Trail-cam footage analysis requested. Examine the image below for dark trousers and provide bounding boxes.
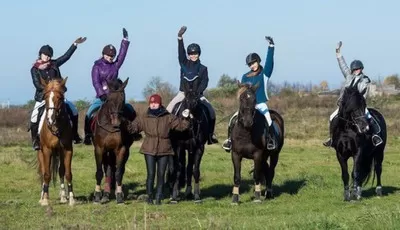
[145,154,169,200]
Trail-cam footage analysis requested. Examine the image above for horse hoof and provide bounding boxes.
[185,193,194,200]
[69,198,76,206]
[376,186,383,196]
[194,198,202,204]
[253,199,262,203]
[40,199,49,206]
[254,191,261,201]
[232,194,239,204]
[60,197,68,204]
[169,199,178,204]
[265,191,274,200]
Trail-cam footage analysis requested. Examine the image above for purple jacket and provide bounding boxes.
[92,39,130,98]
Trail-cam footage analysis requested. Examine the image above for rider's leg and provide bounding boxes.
[222,111,238,151]
[166,91,185,114]
[30,101,45,150]
[256,103,276,150]
[65,99,82,144]
[200,96,218,144]
[84,98,103,145]
[323,108,339,147]
[366,108,383,146]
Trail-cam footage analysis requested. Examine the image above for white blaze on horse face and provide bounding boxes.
[47,91,55,123]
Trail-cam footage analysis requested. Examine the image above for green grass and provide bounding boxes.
[1,138,400,230]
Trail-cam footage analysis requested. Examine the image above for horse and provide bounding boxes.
[37,76,75,206]
[230,82,284,204]
[169,89,210,203]
[331,83,386,201]
[91,78,135,204]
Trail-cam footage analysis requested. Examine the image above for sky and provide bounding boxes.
[0,0,399,104]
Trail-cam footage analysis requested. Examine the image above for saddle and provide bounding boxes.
[172,101,210,123]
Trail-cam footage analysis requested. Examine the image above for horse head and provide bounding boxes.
[103,78,129,127]
[237,80,259,129]
[40,76,68,135]
[183,89,200,113]
[339,84,369,134]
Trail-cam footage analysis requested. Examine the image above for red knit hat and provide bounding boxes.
[149,94,162,105]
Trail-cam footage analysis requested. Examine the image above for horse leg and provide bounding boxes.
[231,151,242,205]
[253,152,263,203]
[40,147,51,206]
[114,146,127,204]
[352,151,362,200]
[58,152,67,204]
[265,152,279,199]
[101,154,112,204]
[179,148,186,190]
[93,146,104,204]
[63,147,75,206]
[374,150,384,197]
[185,149,194,200]
[170,151,181,204]
[337,153,350,201]
[193,146,204,203]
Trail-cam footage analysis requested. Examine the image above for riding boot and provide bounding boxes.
[369,118,383,147]
[222,115,237,152]
[146,178,154,205]
[83,116,92,145]
[323,116,338,147]
[267,124,277,150]
[207,118,219,145]
[71,115,82,144]
[30,122,40,150]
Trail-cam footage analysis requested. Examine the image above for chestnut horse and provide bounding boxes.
[37,77,75,206]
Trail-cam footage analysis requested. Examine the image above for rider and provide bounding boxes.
[222,36,276,151]
[83,28,134,145]
[123,94,190,205]
[323,41,383,147]
[30,37,87,150]
[166,26,218,145]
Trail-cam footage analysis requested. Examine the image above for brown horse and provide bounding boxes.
[37,77,75,206]
[91,78,135,204]
[230,82,284,204]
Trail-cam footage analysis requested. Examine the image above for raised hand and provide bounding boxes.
[265,36,274,45]
[178,26,187,38]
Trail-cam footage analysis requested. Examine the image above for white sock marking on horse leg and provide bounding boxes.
[47,92,55,124]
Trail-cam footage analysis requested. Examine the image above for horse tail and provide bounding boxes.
[359,152,375,187]
[51,153,59,187]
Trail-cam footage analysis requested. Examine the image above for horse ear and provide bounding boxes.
[40,77,47,87]
[237,80,244,88]
[61,76,68,87]
[120,77,129,90]
[251,82,260,91]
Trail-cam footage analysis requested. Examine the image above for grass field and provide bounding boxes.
[1,137,400,229]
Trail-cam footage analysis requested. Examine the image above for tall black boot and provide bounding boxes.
[83,116,92,145]
[30,122,40,150]
[323,116,338,147]
[207,118,218,145]
[71,115,82,144]
[222,115,237,152]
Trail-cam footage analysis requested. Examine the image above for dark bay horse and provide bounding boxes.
[331,84,386,201]
[231,82,284,204]
[91,78,135,204]
[170,89,209,203]
[37,77,75,206]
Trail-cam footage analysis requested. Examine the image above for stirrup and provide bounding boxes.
[222,139,231,151]
[372,135,383,147]
[267,139,276,150]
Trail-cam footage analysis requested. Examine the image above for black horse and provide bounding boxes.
[231,82,284,204]
[331,84,386,201]
[169,89,209,203]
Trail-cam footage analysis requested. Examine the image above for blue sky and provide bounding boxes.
[0,0,399,104]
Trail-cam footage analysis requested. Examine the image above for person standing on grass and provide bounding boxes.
[123,94,190,205]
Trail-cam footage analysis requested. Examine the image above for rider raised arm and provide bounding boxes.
[222,36,276,151]
[123,94,190,205]
[166,26,218,145]
[323,41,382,147]
[84,28,134,145]
[29,37,87,150]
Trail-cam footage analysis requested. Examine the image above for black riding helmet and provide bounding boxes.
[39,45,54,57]
[350,60,364,72]
[102,44,117,57]
[187,43,201,55]
[246,53,261,65]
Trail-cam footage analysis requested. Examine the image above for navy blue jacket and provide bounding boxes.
[178,39,208,94]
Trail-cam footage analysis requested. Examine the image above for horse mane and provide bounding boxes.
[44,78,66,94]
[237,85,250,99]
